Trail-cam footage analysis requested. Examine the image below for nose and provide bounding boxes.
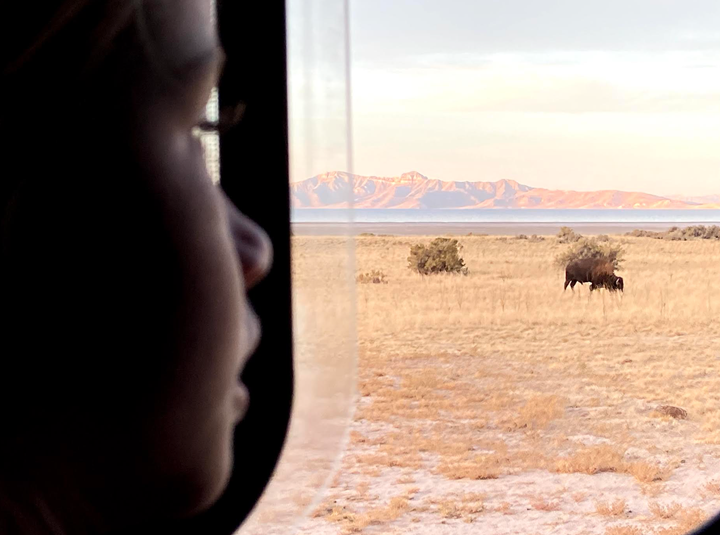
[222,194,273,289]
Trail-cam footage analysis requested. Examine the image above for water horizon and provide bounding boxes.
[292,208,720,224]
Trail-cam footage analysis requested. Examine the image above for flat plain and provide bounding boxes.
[287,231,720,535]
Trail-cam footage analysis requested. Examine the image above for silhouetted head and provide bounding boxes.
[616,276,624,292]
[1,0,272,532]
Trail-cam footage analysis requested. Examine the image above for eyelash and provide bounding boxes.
[194,101,246,135]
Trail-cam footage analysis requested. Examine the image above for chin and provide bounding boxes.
[166,434,235,519]
[189,442,235,516]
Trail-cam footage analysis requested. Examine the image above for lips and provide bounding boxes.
[234,306,261,421]
[244,307,261,363]
[235,303,261,371]
[234,382,250,421]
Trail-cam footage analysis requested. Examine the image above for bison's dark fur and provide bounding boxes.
[564,258,624,292]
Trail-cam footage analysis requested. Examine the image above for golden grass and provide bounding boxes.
[338,235,720,334]
[556,453,672,484]
[649,502,682,519]
[573,492,588,503]
[435,454,503,480]
[654,507,710,535]
[396,473,416,484]
[427,492,486,523]
[595,499,627,517]
[436,499,485,519]
[495,501,512,514]
[320,491,418,534]
[641,484,667,498]
[355,481,370,497]
[501,394,565,431]
[626,460,673,483]
[703,480,720,499]
[676,508,711,532]
[605,526,644,535]
[529,497,561,512]
[353,450,423,470]
[555,445,626,475]
[291,234,720,534]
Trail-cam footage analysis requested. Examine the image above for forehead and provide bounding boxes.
[144,0,217,69]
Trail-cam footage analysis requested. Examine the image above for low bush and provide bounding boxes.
[555,237,625,271]
[408,238,468,275]
[626,225,720,241]
[356,270,388,284]
[557,226,582,243]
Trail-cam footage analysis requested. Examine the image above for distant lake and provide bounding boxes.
[292,209,720,224]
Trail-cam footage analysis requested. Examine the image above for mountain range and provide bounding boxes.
[290,171,720,210]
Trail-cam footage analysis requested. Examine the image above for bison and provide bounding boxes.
[564,258,624,292]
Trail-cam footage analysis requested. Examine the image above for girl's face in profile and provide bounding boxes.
[121,0,273,516]
[56,0,274,521]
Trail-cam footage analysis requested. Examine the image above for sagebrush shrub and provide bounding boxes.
[356,270,388,284]
[626,225,720,241]
[408,238,468,275]
[557,226,582,243]
[555,237,625,271]
[626,229,655,238]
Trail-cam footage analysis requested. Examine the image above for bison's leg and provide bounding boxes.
[569,280,577,291]
[564,279,570,291]
[589,283,596,292]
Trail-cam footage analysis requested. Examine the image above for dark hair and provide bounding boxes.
[0,1,157,437]
[2,1,139,79]
[1,2,140,211]
[0,8,159,532]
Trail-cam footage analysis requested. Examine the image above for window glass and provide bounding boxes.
[197,0,220,185]
[238,0,357,533]
[288,2,720,535]
[199,87,220,185]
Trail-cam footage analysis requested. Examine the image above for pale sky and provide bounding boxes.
[288,0,720,196]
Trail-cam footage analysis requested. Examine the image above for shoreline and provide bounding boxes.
[291,221,710,236]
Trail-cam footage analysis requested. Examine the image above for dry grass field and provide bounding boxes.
[270,232,720,535]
